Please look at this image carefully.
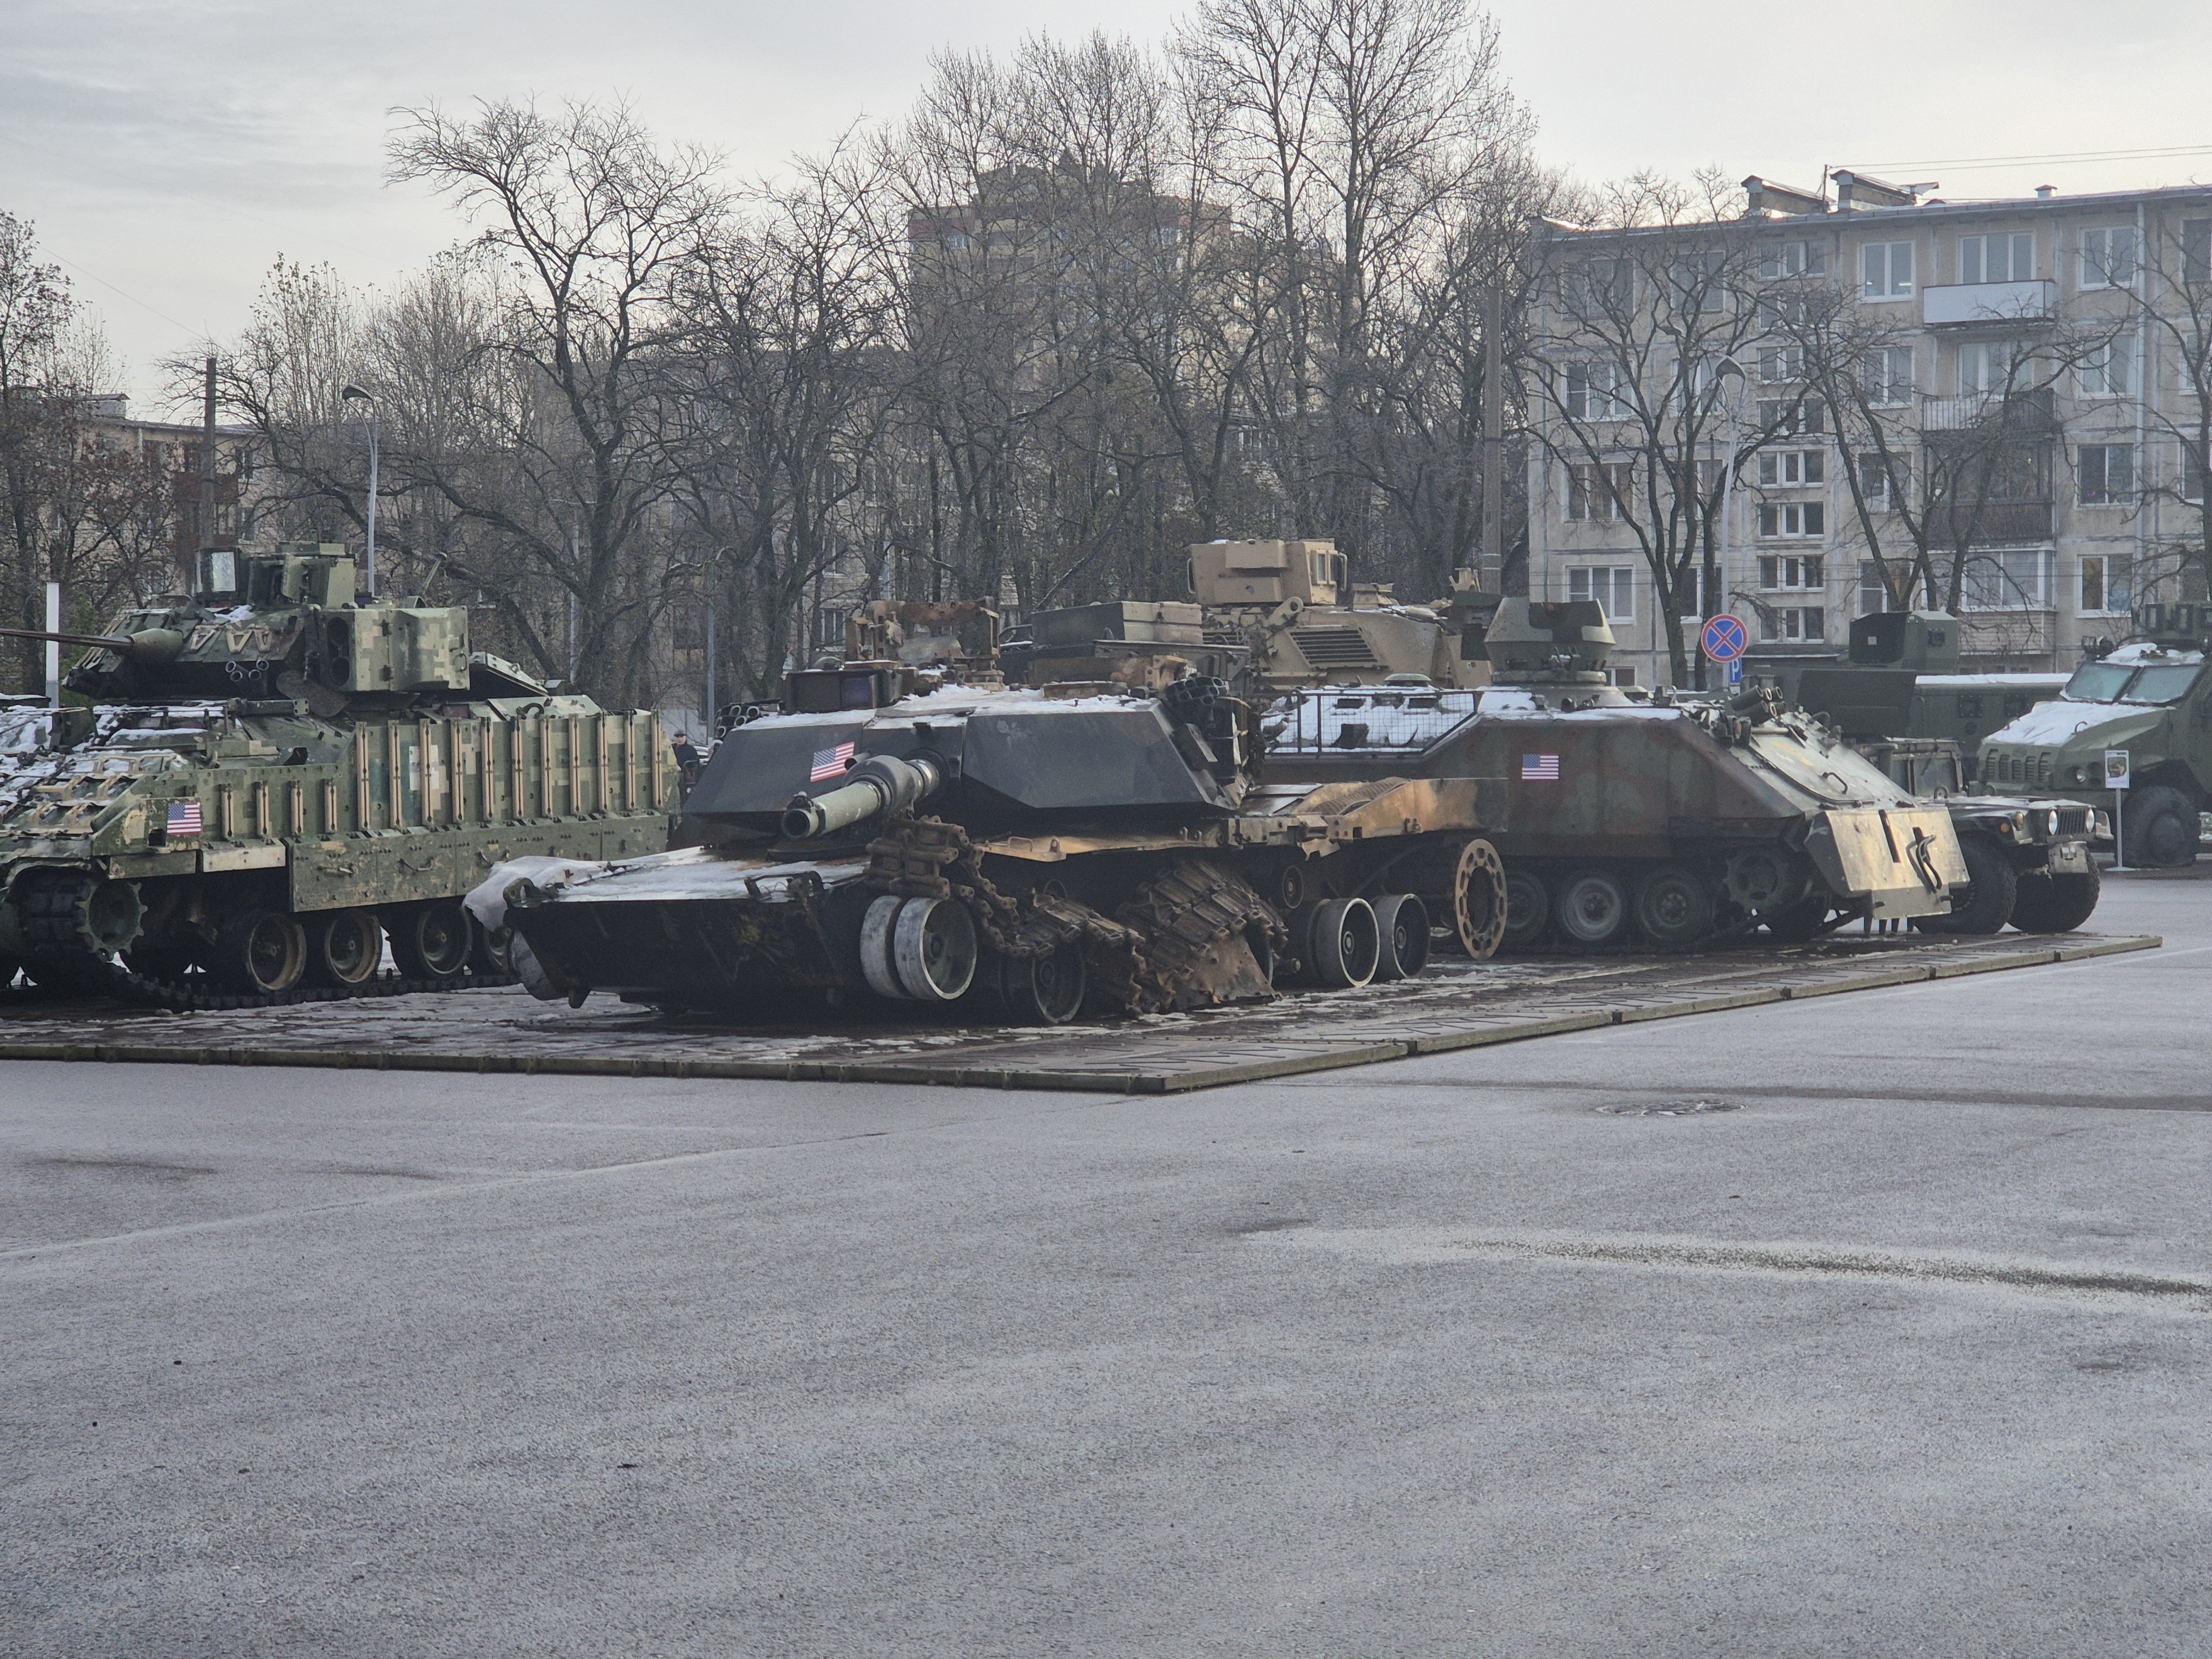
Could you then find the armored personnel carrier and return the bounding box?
[1260,598,1969,951]
[0,543,672,1005]
[472,656,1509,1022]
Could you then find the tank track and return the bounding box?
[12,950,515,1014]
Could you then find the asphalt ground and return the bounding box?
[4,867,2209,1657]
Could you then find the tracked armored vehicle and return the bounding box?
[1260,598,1970,951]
[473,658,1508,1022]
[0,544,672,1006]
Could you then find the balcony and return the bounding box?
[1928,499,2053,546]
[1920,387,2058,435]
[1922,279,2056,327]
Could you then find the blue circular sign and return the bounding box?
[1701,614,1748,662]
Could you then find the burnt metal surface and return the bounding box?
[0,930,2157,1094]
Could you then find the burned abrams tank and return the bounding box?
[473,661,1510,1023]
[1259,598,1970,951]
[0,544,672,1006]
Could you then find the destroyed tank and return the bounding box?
[1259,598,1970,951]
[472,645,1510,1023]
[0,543,673,1006]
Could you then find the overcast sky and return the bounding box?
[6,0,2210,413]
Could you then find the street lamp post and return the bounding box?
[340,385,378,596]
[555,500,584,686]
[1696,358,1746,692]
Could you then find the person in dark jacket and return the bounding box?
[671,732,704,794]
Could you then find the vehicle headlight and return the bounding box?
[2067,765,2087,785]
[2047,809,2060,836]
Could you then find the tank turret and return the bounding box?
[1480,598,1617,690]
[0,543,471,707]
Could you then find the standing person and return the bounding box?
[670,731,703,795]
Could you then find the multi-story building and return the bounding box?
[1526,172,2212,688]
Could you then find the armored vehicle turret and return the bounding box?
[471,640,1509,1023]
[1261,597,1974,951]
[0,544,672,1005]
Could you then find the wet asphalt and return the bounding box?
[4,867,2209,1657]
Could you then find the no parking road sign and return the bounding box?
[1701,614,1749,663]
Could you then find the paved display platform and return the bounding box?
[0,930,2159,1093]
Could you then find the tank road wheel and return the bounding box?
[1632,864,1716,952]
[1001,940,1087,1025]
[1913,836,2017,936]
[1448,840,1507,961]
[2009,863,2103,933]
[893,896,979,1002]
[469,917,515,979]
[860,895,912,1001]
[1370,894,1431,982]
[390,900,473,980]
[1500,867,1551,952]
[1554,868,1632,951]
[2123,785,2199,868]
[211,910,308,995]
[1308,896,1381,988]
[307,909,385,988]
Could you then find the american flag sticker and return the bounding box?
[1521,753,1561,781]
[166,799,204,837]
[808,741,857,782]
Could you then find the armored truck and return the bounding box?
[473,660,1509,1022]
[1979,602,2212,867]
[0,544,672,1004]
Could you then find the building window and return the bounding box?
[2184,444,2209,503]
[1561,259,1633,316]
[1860,346,1913,405]
[1610,667,1640,687]
[2078,336,2139,398]
[1564,362,1630,420]
[1683,562,1721,620]
[1960,232,2034,284]
[1756,345,1805,384]
[1757,502,1826,539]
[1860,561,1904,615]
[1566,461,1634,521]
[1861,241,1914,300]
[2079,554,2133,616]
[1961,549,2052,610]
[1667,251,1725,311]
[1757,449,1825,487]
[2078,443,2135,504]
[2185,220,2211,285]
[1958,340,2028,396]
[1756,397,1827,436]
[1856,451,1907,509]
[1760,240,1825,279]
[2081,226,2138,289]
[1759,554,1825,591]
[1567,565,1636,620]
[1762,606,1827,641]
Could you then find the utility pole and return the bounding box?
[1479,284,1505,589]
[198,355,218,591]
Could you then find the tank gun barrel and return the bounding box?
[782,754,942,841]
[0,626,185,666]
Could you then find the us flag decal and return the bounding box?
[808,741,856,782]
[1520,754,1560,781]
[166,799,204,836]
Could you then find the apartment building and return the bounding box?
[1526,173,2212,688]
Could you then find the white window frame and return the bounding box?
[1855,451,1903,510]
[1761,604,1827,642]
[1564,362,1630,421]
[2080,226,2138,290]
[1565,460,1635,522]
[1567,565,1636,621]
[1960,549,2053,612]
[1757,501,1827,539]
[1757,553,1825,591]
[2078,554,2133,617]
[1960,232,2034,285]
[2077,442,2135,505]
[1760,240,1825,280]
[1861,241,1914,301]
[1860,346,1913,406]
[1756,345,1805,384]
[2078,336,2139,399]
[1758,449,1825,487]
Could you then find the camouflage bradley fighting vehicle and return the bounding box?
[471,652,1510,1023]
[0,544,672,1005]
[1260,598,1971,951]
